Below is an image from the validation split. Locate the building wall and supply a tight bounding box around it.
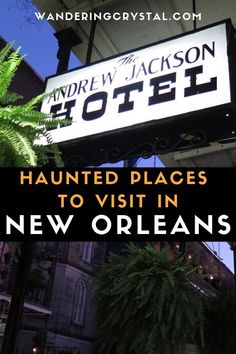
[44,242,106,354]
[0,242,106,354]
[40,242,105,354]
[1,241,235,353]
[50,263,93,333]
[0,36,44,103]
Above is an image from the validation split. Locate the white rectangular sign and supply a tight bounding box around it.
[40,22,231,144]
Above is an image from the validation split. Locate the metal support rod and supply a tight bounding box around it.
[42,314,49,354]
[86,16,98,65]
[124,157,139,167]
[229,243,236,291]
[0,242,35,354]
[43,243,59,307]
[54,28,82,74]
[56,45,71,74]
[234,248,236,292]
[193,0,197,30]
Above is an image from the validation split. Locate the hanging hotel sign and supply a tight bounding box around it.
[39,20,235,163]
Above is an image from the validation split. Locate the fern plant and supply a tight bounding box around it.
[0,42,64,167]
[95,243,205,354]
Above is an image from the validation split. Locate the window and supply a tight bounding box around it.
[73,280,87,325]
[82,242,93,263]
[0,301,9,334]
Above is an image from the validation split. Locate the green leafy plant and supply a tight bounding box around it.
[95,243,204,354]
[0,42,64,167]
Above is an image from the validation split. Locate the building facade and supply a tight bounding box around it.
[0,242,106,354]
[0,241,234,354]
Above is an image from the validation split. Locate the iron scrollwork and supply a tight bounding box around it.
[64,129,207,166]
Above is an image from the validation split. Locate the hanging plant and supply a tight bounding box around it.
[95,243,204,354]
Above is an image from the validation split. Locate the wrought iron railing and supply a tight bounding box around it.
[188,271,218,297]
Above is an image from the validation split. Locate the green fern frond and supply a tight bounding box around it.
[0,91,23,105]
[0,125,37,166]
[24,87,64,110]
[0,50,23,94]
[0,41,15,64]
[0,42,64,167]
[14,131,38,166]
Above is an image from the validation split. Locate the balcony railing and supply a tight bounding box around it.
[188,272,218,297]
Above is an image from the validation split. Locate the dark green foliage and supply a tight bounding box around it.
[0,42,64,167]
[200,292,236,354]
[95,243,204,354]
